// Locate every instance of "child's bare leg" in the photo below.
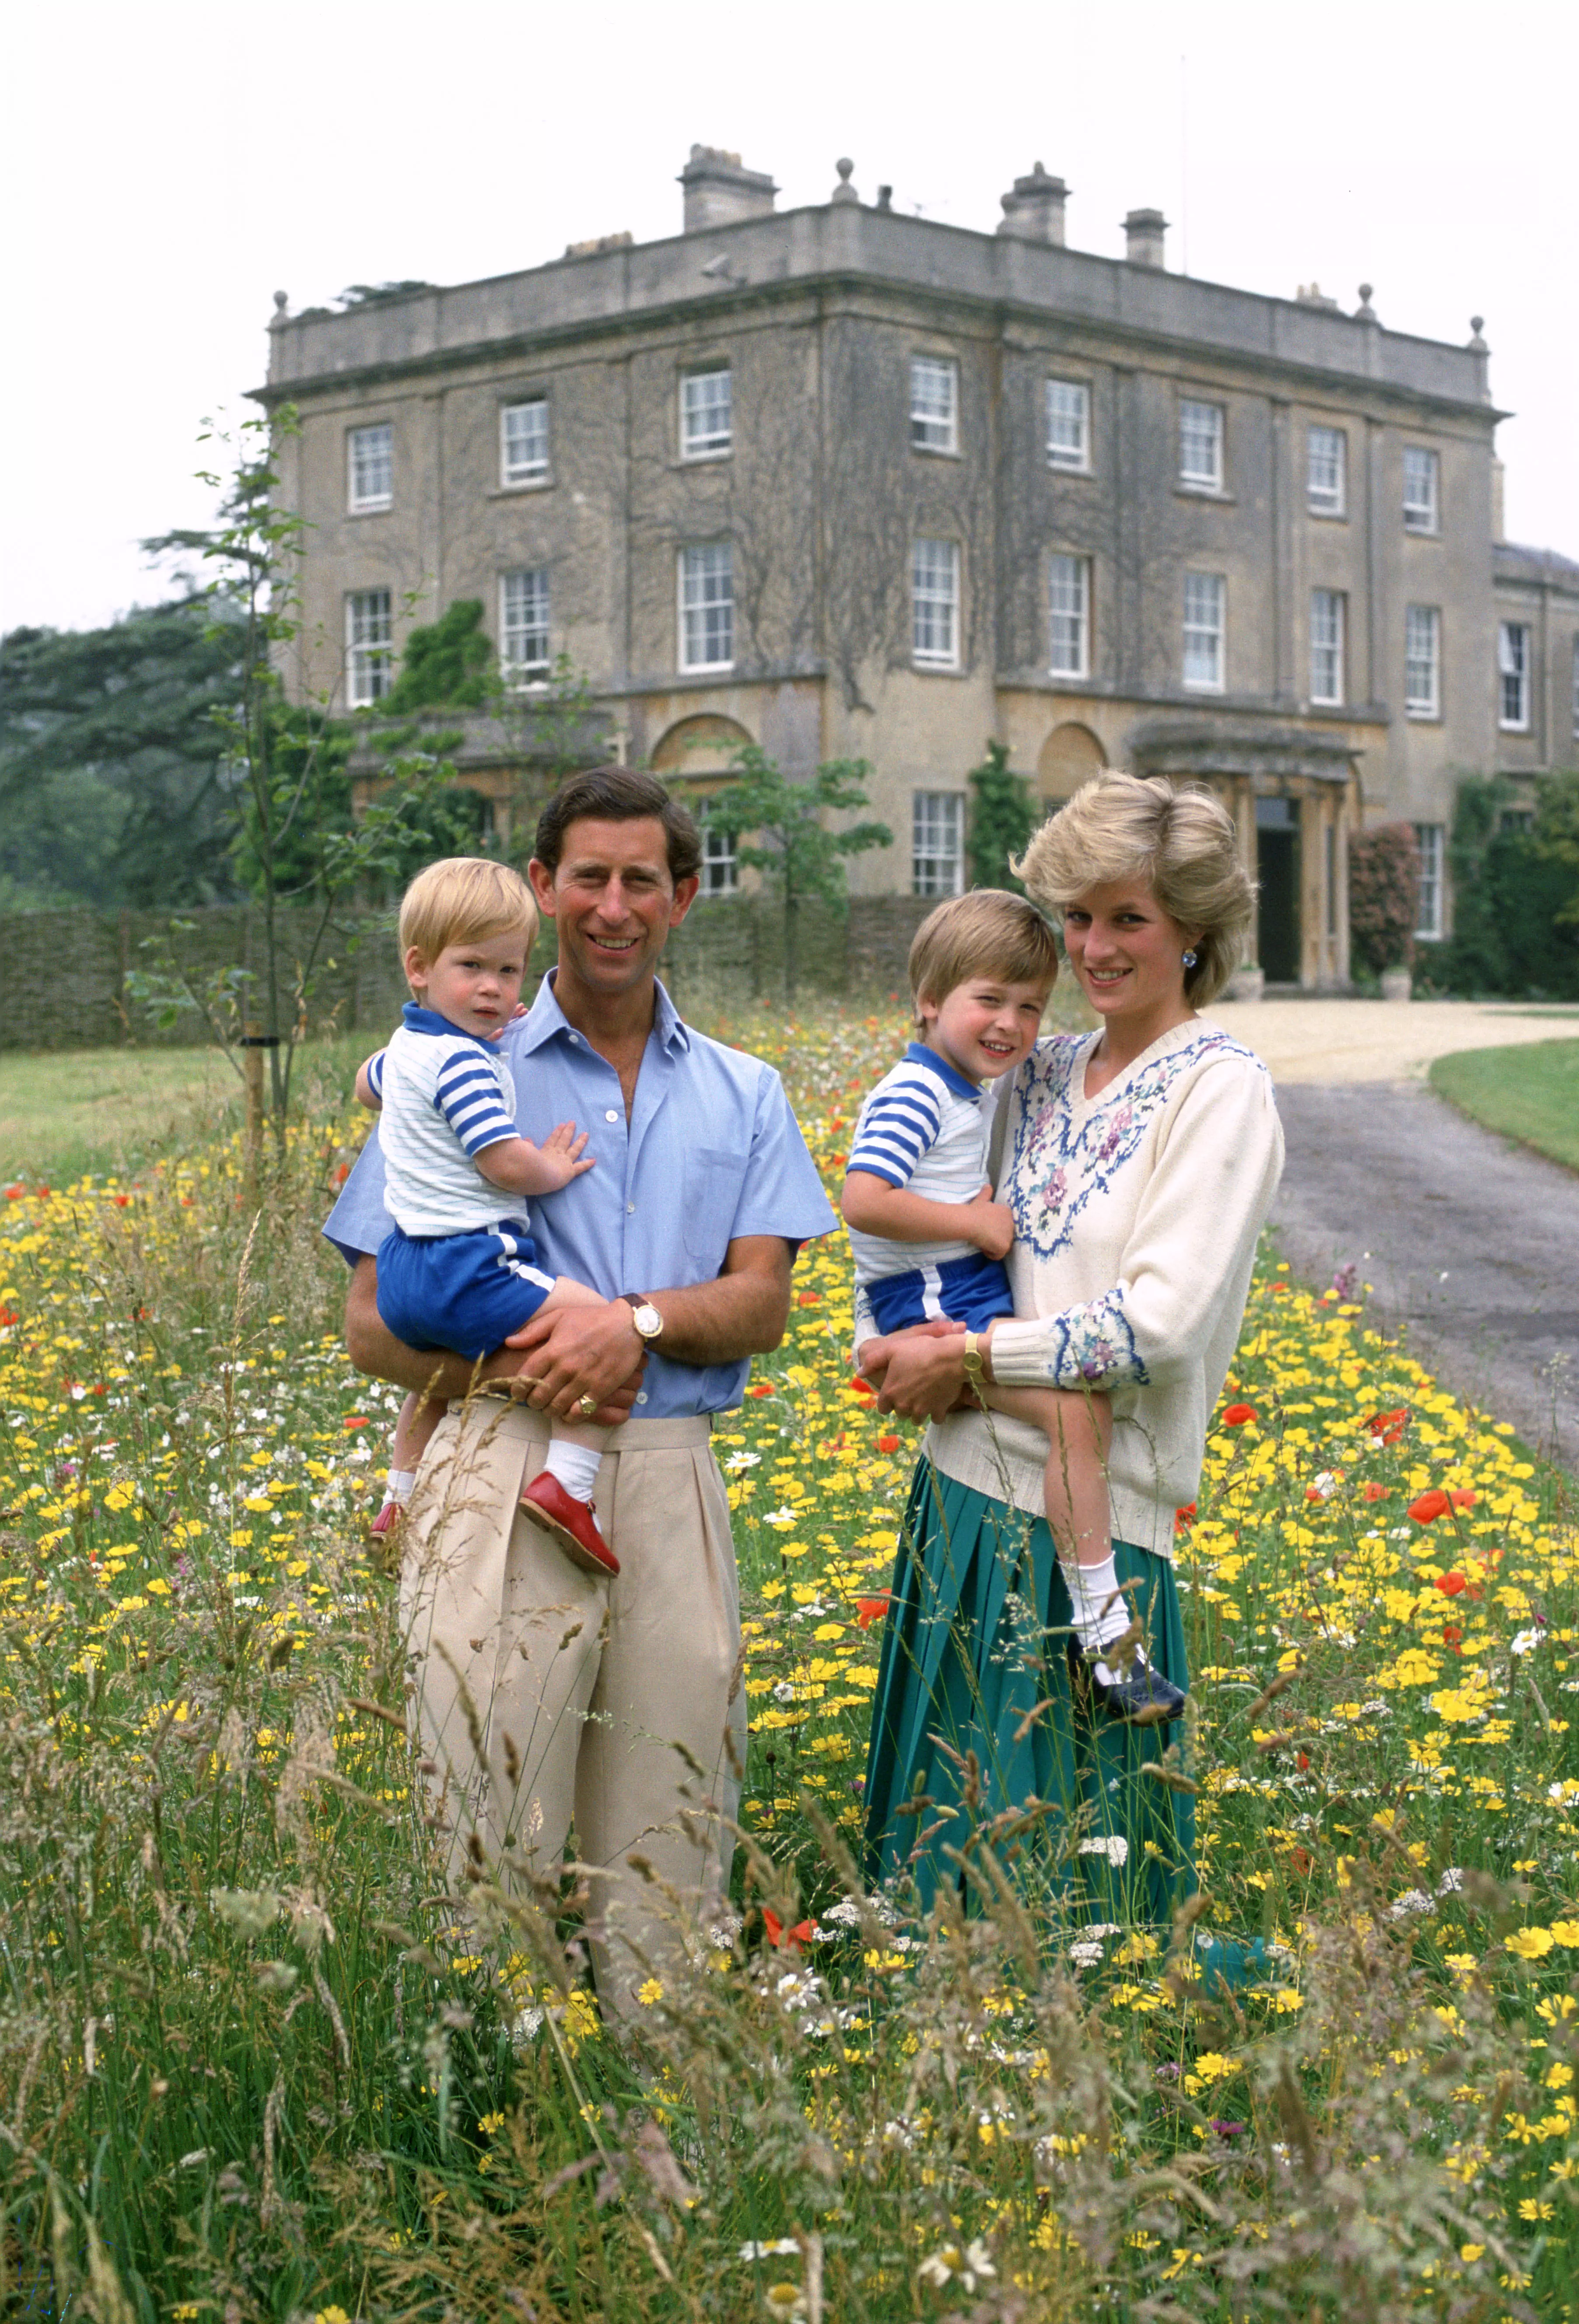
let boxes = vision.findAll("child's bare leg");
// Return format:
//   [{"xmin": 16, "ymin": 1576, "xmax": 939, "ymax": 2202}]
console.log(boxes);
[
  {"xmin": 980, "ymin": 1384, "xmax": 1112, "ymax": 1566},
  {"xmin": 374, "ymin": 1388, "xmax": 447, "ymax": 1533},
  {"xmin": 514, "ymin": 1277, "xmax": 619, "ymax": 1576}
]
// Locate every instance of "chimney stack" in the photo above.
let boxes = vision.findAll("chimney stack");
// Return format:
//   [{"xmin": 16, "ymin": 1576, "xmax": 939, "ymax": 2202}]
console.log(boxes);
[
  {"xmin": 998, "ymin": 162, "xmax": 1068, "ymax": 246},
  {"xmin": 678, "ymin": 146, "xmax": 778, "ymax": 233},
  {"xmin": 1123, "ymin": 207, "xmax": 1168, "ymax": 268}
]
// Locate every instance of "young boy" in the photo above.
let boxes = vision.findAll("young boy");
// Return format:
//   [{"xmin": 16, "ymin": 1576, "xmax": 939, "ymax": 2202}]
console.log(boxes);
[
  {"xmin": 844, "ymin": 891, "xmax": 1146, "ymax": 1709},
  {"xmin": 355, "ymin": 856, "xmax": 618, "ymax": 1579}
]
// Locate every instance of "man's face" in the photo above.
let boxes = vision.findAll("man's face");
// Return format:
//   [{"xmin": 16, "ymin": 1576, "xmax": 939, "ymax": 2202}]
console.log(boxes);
[{"xmin": 528, "ymin": 817, "xmax": 698, "ymax": 998}]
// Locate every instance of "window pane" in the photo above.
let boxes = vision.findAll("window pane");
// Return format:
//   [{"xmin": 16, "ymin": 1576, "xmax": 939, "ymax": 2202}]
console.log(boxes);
[
  {"xmin": 1179, "ymin": 399, "xmax": 1223, "ymax": 487},
  {"xmin": 1048, "ymin": 553, "xmax": 1089, "ymax": 677},
  {"xmin": 912, "ymin": 537, "xmax": 960, "ymax": 664},
  {"xmin": 1498, "ymin": 620, "xmax": 1530, "ymax": 728},
  {"xmin": 345, "ymin": 588, "xmax": 393, "ymax": 707},
  {"xmin": 1046, "ymin": 378, "xmax": 1089, "ymax": 469},
  {"xmin": 1308, "ymin": 424, "xmax": 1345, "ymax": 514},
  {"xmin": 1405, "ymin": 604, "xmax": 1440, "ymax": 717},
  {"xmin": 1403, "ymin": 446, "xmax": 1439, "ymax": 532},
  {"xmin": 1182, "ymin": 571, "xmax": 1225, "ymax": 689},
  {"xmin": 910, "ymin": 356, "xmax": 957, "ymax": 452},
  {"xmin": 679, "ymin": 543, "xmax": 734, "ymax": 670},
  {"xmin": 1310, "ymin": 588, "xmax": 1344, "ymax": 704},
  {"xmin": 501, "ymin": 399, "xmax": 549, "ymax": 484},
  {"xmin": 348, "ymin": 424, "xmax": 393, "ymax": 511},
  {"xmin": 911, "ymin": 791, "xmax": 964, "ymax": 897},
  {"xmin": 699, "ymin": 818, "xmax": 738, "ymax": 898},
  {"xmin": 682, "ymin": 368, "xmax": 732, "ymax": 457},
  {"xmin": 501, "ymin": 567, "xmax": 550, "ymax": 680},
  {"xmin": 1414, "ymin": 822, "xmax": 1445, "ymax": 940}
]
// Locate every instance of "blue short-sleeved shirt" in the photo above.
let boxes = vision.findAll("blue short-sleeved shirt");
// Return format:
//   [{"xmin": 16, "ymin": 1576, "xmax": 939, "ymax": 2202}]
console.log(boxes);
[{"xmin": 323, "ymin": 972, "xmax": 837, "ymax": 1417}]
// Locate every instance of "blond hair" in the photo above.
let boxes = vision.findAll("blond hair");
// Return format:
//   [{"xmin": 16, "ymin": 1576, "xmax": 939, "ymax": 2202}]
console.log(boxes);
[
  {"xmin": 398, "ymin": 856, "xmax": 537, "ymax": 964},
  {"xmin": 908, "ymin": 889, "xmax": 1060, "ymax": 1027},
  {"xmin": 1012, "ymin": 771, "xmax": 1252, "ymax": 1007}
]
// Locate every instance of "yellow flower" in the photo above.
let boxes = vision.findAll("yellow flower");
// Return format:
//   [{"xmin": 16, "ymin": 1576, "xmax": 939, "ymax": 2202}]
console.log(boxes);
[
  {"xmin": 1548, "ymin": 1920, "xmax": 1579, "ymax": 1948},
  {"xmin": 637, "ymin": 1978, "xmax": 664, "ymax": 2006},
  {"xmin": 1506, "ymin": 1927, "xmax": 1556, "ymax": 1961}
]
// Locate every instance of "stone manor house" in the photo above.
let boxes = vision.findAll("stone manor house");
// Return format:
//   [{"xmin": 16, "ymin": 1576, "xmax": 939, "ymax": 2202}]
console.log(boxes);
[{"xmin": 259, "ymin": 147, "xmax": 1579, "ymax": 988}]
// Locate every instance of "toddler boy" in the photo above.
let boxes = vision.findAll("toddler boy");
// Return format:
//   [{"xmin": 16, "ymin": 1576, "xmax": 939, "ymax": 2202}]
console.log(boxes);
[{"xmin": 355, "ymin": 856, "xmax": 617, "ymax": 1578}]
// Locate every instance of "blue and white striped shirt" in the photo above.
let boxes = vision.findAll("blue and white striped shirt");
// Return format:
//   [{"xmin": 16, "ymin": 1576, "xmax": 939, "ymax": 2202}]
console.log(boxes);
[
  {"xmin": 371, "ymin": 1002, "xmax": 523, "ymax": 1237},
  {"xmin": 844, "ymin": 1040, "xmax": 993, "ymax": 1286}
]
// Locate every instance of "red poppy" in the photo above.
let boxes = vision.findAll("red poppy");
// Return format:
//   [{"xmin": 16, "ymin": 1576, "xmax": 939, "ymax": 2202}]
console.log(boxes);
[
  {"xmin": 342, "ymin": 1415, "xmax": 371, "ymax": 1432},
  {"xmin": 762, "ymin": 1907, "xmax": 814, "ymax": 1949},
  {"xmin": 1442, "ymin": 1623, "xmax": 1463, "ymax": 1651},
  {"xmin": 3, "ymin": 1185, "xmax": 23, "ymax": 1202},
  {"xmin": 1363, "ymin": 1482, "xmax": 1391, "ymax": 1503},
  {"xmin": 334, "ymin": 1162, "xmax": 350, "ymax": 1186},
  {"xmin": 1366, "ymin": 1408, "xmax": 1411, "ymax": 1447},
  {"xmin": 796, "ymin": 1292, "xmax": 821, "ymax": 1308},
  {"xmin": 849, "ymin": 1376, "xmax": 875, "ymax": 1397},
  {"xmin": 1221, "ymin": 1403, "xmax": 1257, "ymax": 1427},
  {"xmin": 0, "ymin": 1306, "xmax": 16, "ymax": 1329},
  {"xmin": 1450, "ymin": 1489, "xmax": 1477, "ymax": 1511},
  {"xmin": 876, "ymin": 1434, "xmax": 901, "ymax": 1454},
  {"xmin": 1435, "ymin": 1571, "xmax": 1466, "ymax": 1597},
  {"xmin": 1174, "ymin": 1502, "xmax": 1197, "ymax": 1532},
  {"xmin": 1409, "ymin": 1489, "xmax": 1451, "ymax": 1524},
  {"xmin": 1286, "ymin": 1845, "xmax": 1313, "ymax": 1875},
  {"xmin": 747, "ymin": 1383, "xmax": 775, "ymax": 1399},
  {"xmin": 113, "ymin": 1194, "xmax": 130, "ymax": 1208},
  {"xmin": 1295, "ymin": 1751, "xmax": 1310, "ymax": 1771},
  {"xmin": 856, "ymin": 1594, "xmax": 891, "ymax": 1629}
]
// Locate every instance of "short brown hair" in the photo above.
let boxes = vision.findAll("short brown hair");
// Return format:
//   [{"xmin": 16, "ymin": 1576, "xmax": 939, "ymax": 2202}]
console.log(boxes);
[
  {"xmin": 398, "ymin": 856, "xmax": 536, "ymax": 964},
  {"xmin": 533, "ymin": 767, "xmax": 702, "ymax": 886},
  {"xmin": 907, "ymin": 890, "xmax": 1060, "ymax": 1027},
  {"xmin": 1013, "ymin": 770, "xmax": 1253, "ymax": 1007}
]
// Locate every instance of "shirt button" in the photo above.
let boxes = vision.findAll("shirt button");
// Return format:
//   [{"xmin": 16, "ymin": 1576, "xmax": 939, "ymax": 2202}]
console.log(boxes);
[
  {"xmin": 636, "ymin": 1392, "xmax": 648, "ymax": 1406},
  {"xmin": 604, "ymin": 1108, "xmax": 619, "ymax": 1122},
  {"xmin": 627, "ymin": 1202, "xmax": 636, "ymax": 1214}
]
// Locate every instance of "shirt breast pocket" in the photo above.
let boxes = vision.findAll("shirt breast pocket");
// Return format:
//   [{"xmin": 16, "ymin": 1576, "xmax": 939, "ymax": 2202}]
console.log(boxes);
[{"xmin": 684, "ymin": 1145, "xmax": 750, "ymax": 1262}]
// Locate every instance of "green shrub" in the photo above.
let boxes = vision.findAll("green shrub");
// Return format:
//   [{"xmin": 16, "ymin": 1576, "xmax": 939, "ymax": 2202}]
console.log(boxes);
[{"xmin": 1347, "ymin": 822, "xmax": 1419, "ymax": 977}]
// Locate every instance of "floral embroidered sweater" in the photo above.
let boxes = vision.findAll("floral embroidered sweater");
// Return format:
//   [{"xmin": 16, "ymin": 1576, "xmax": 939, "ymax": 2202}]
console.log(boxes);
[{"xmin": 925, "ymin": 1019, "xmax": 1284, "ymax": 1558}]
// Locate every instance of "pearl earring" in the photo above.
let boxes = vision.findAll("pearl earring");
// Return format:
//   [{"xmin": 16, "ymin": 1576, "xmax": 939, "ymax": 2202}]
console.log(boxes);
[{"xmin": 1182, "ymin": 949, "xmax": 1198, "ymax": 968}]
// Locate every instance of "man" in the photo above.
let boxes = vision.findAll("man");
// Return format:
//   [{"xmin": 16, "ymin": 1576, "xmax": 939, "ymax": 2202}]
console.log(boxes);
[{"xmin": 323, "ymin": 769, "xmax": 835, "ymax": 2009}]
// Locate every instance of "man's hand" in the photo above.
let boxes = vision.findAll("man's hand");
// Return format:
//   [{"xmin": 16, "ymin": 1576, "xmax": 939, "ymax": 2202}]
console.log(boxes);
[
  {"xmin": 344, "ymin": 1257, "xmax": 640, "ymax": 1419},
  {"xmin": 960, "ymin": 1184, "xmax": 1016, "ymax": 1262},
  {"xmin": 861, "ymin": 1317, "xmax": 974, "ymax": 1424},
  {"xmin": 505, "ymin": 1299, "xmax": 645, "ymax": 1421}
]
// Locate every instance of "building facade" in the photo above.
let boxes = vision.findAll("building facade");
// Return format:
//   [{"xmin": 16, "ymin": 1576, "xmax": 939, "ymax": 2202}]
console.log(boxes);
[{"xmin": 259, "ymin": 147, "xmax": 1579, "ymax": 986}]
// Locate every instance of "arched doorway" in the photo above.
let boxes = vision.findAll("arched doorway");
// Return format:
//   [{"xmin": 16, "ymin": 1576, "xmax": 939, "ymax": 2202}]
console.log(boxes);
[
  {"xmin": 650, "ymin": 714, "xmax": 755, "ymax": 898},
  {"xmin": 1036, "ymin": 721, "xmax": 1106, "ymax": 806}
]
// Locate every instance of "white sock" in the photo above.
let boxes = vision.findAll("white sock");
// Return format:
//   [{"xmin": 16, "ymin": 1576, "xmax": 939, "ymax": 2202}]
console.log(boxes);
[
  {"xmin": 1064, "ymin": 1554, "xmax": 1144, "ymax": 1682},
  {"xmin": 540, "ymin": 1439, "xmax": 602, "ymax": 1504},
  {"xmin": 385, "ymin": 1468, "xmax": 417, "ymax": 1503}
]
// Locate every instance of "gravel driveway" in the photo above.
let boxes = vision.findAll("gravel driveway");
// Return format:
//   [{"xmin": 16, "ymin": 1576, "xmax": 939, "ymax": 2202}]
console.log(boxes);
[{"xmin": 1200, "ymin": 1004, "xmax": 1579, "ymax": 1472}]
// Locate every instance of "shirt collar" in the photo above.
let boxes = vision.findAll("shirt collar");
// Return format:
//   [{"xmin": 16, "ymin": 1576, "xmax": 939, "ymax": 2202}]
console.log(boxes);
[
  {"xmin": 905, "ymin": 1038, "xmax": 983, "ymax": 1102},
  {"xmin": 402, "ymin": 1000, "xmax": 495, "ymax": 1049},
  {"xmin": 510, "ymin": 968, "xmax": 690, "ymax": 1059}
]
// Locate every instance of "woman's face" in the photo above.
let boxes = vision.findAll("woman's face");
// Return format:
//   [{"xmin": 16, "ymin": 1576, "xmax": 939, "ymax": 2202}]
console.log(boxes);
[{"xmin": 1062, "ymin": 878, "xmax": 1201, "ymax": 1026}]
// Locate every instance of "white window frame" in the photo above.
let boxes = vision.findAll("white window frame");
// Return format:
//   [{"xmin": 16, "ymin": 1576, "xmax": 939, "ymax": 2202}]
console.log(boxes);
[
  {"xmin": 1045, "ymin": 378, "xmax": 1091, "ymax": 472},
  {"xmin": 681, "ymin": 367, "xmax": 732, "ymax": 461},
  {"xmin": 1182, "ymin": 571, "xmax": 1226, "ymax": 691},
  {"xmin": 345, "ymin": 589, "xmax": 393, "ymax": 708},
  {"xmin": 698, "ymin": 814, "xmax": 739, "ymax": 898},
  {"xmin": 912, "ymin": 791, "xmax": 965, "ymax": 898},
  {"xmin": 1310, "ymin": 588, "xmax": 1345, "ymax": 706},
  {"xmin": 348, "ymin": 423, "xmax": 393, "ymax": 513},
  {"xmin": 1307, "ymin": 423, "xmax": 1346, "ymax": 516},
  {"xmin": 1403, "ymin": 446, "xmax": 1440, "ymax": 535},
  {"xmin": 500, "ymin": 397, "xmax": 549, "ymax": 487},
  {"xmin": 678, "ymin": 543, "xmax": 734, "ymax": 673},
  {"xmin": 911, "ymin": 537, "xmax": 960, "ymax": 668},
  {"xmin": 1405, "ymin": 604, "xmax": 1441, "ymax": 720},
  {"xmin": 500, "ymin": 567, "xmax": 550, "ymax": 685},
  {"xmin": 1048, "ymin": 553, "xmax": 1091, "ymax": 678},
  {"xmin": 1414, "ymin": 823, "xmax": 1445, "ymax": 941},
  {"xmin": 1498, "ymin": 620, "xmax": 1531, "ymax": 731},
  {"xmin": 909, "ymin": 356, "xmax": 958, "ymax": 455},
  {"xmin": 1179, "ymin": 398, "xmax": 1224, "ymax": 491}
]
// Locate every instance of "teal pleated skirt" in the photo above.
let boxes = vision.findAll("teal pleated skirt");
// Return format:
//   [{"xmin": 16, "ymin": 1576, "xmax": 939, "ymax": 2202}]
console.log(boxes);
[{"xmin": 863, "ymin": 1459, "xmax": 1195, "ymax": 1927}]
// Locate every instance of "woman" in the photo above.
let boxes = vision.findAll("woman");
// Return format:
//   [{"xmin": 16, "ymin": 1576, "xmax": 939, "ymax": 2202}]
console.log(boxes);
[{"xmin": 859, "ymin": 772, "xmax": 1283, "ymax": 1931}]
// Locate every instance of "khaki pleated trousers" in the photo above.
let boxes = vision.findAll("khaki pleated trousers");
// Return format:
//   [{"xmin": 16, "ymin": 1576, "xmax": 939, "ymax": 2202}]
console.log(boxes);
[{"xmin": 398, "ymin": 1393, "xmax": 744, "ymax": 2015}]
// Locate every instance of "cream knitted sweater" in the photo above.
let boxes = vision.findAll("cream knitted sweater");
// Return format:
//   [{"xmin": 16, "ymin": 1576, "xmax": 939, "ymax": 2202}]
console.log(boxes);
[{"xmin": 924, "ymin": 1019, "xmax": 1284, "ymax": 1559}]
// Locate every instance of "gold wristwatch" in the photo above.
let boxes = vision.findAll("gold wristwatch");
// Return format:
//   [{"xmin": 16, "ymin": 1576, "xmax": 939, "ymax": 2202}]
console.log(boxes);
[
  {"xmin": 622, "ymin": 1292, "xmax": 664, "ymax": 1345},
  {"xmin": 961, "ymin": 1329, "xmax": 988, "ymax": 1392}
]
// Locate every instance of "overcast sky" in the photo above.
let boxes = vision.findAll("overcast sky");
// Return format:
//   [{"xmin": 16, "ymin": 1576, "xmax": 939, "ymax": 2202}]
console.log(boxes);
[{"xmin": 5, "ymin": 0, "xmax": 1575, "ymax": 636}]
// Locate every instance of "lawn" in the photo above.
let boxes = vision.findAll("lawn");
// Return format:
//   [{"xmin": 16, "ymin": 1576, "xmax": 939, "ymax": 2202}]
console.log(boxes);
[
  {"xmin": 0, "ymin": 1002, "xmax": 1576, "ymax": 2321},
  {"xmin": 1431, "ymin": 1036, "xmax": 1579, "ymax": 1173}
]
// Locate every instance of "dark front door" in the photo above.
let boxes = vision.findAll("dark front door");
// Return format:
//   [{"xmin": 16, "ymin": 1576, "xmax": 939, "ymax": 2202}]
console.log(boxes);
[{"xmin": 1256, "ymin": 798, "xmax": 1301, "ymax": 984}]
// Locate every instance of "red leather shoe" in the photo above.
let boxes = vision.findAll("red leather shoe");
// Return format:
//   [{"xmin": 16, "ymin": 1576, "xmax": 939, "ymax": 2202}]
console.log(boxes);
[
  {"xmin": 369, "ymin": 1500, "xmax": 404, "ymax": 1539},
  {"xmin": 520, "ymin": 1471, "xmax": 619, "ymax": 1578}
]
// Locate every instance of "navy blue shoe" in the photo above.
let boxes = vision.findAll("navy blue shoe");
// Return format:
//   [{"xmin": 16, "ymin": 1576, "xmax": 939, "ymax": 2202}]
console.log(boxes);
[{"xmin": 1071, "ymin": 1641, "xmax": 1186, "ymax": 1725}]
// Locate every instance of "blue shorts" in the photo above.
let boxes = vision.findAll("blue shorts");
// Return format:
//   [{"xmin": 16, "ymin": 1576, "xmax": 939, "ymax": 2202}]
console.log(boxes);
[
  {"xmin": 376, "ymin": 1221, "xmax": 557, "ymax": 1360},
  {"xmin": 864, "ymin": 1250, "xmax": 1016, "ymax": 1336}
]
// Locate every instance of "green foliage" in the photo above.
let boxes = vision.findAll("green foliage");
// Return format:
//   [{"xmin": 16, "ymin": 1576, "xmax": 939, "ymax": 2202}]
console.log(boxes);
[
  {"xmin": 965, "ymin": 739, "xmax": 1036, "ymax": 892},
  {"xmin": 1414, "ymin": 772, "xmax": 1579, "ymax": 1000},
  {"xmin": 0, "ymin": 597, "xmax": 244, "ymax": 910},
  {"xmin": 1347, "ymin": 822, "xmax": 1419, "ymax": 977},
  {"xmin": 696, "ymin": 745, "xmax": 891, "ymax": 993},
  {"xmin": 383, "ymin": 598, "xmax": 496, "ymax": 714}
]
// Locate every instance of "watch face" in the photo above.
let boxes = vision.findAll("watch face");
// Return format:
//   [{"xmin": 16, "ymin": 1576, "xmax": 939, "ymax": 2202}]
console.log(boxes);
[{"xmin": 633, "ymin": 1302, "xmax": 662, "ymax": 1338}]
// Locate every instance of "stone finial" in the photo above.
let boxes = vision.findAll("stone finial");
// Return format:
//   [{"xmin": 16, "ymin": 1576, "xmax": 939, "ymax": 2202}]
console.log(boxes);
[
  {"xmin": 271, "ymin": 290, "xmax": 289, "ymax": 321},
  {"xmin": 1123, "ymin": 208, "xmax": 1167, "ymax": 268},
  {"xmin": 876, "ymin": 184, "xmax": 893, "ymax": 212},
  {"xmin": 1469, "ymin": 315, "xmax": 1488, "ymax": 351},
  {"xmin": 998, "ymin": 161, "xmax": 1068, "ymax": 245},
  {"xmin": 831, "ymin": 157, "xmax": 859, "ymax": 206},
  {"xmin": 1356, "ymin": 283, "xmax": 1377, "ymax": 321}
]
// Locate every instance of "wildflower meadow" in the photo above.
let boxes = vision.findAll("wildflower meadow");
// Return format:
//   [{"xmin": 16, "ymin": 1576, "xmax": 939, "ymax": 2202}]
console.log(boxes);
[{"xmin": 0, "ymin": 1007, "xmax": 1575, "ymax": 2322}]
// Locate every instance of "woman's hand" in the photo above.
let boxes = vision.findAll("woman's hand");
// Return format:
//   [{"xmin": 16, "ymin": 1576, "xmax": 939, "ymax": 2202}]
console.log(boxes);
[{"xmin": 862, "ymin": 1319, "xmax": 975, "ymax": 1424}]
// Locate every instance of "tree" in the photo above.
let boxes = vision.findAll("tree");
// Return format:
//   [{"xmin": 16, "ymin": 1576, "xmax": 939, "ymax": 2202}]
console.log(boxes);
[
  {"xmin": 966, "ymin": 741, "xmax": 1036, "ymax": 892},
  {"xmin": 1348, "ymin": 823, "xmax": 1420, "ymax": 978},
  {"xmin": 0, "ymin": 598, "xmax": 245, "ymax": 909},
  {"xmin": 697, "ymin": 746, "xmax": 891, "ymax": 995},
  {"xmin": 382, "ymin": 598, "xmax": 495, "ymax": 714}
]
